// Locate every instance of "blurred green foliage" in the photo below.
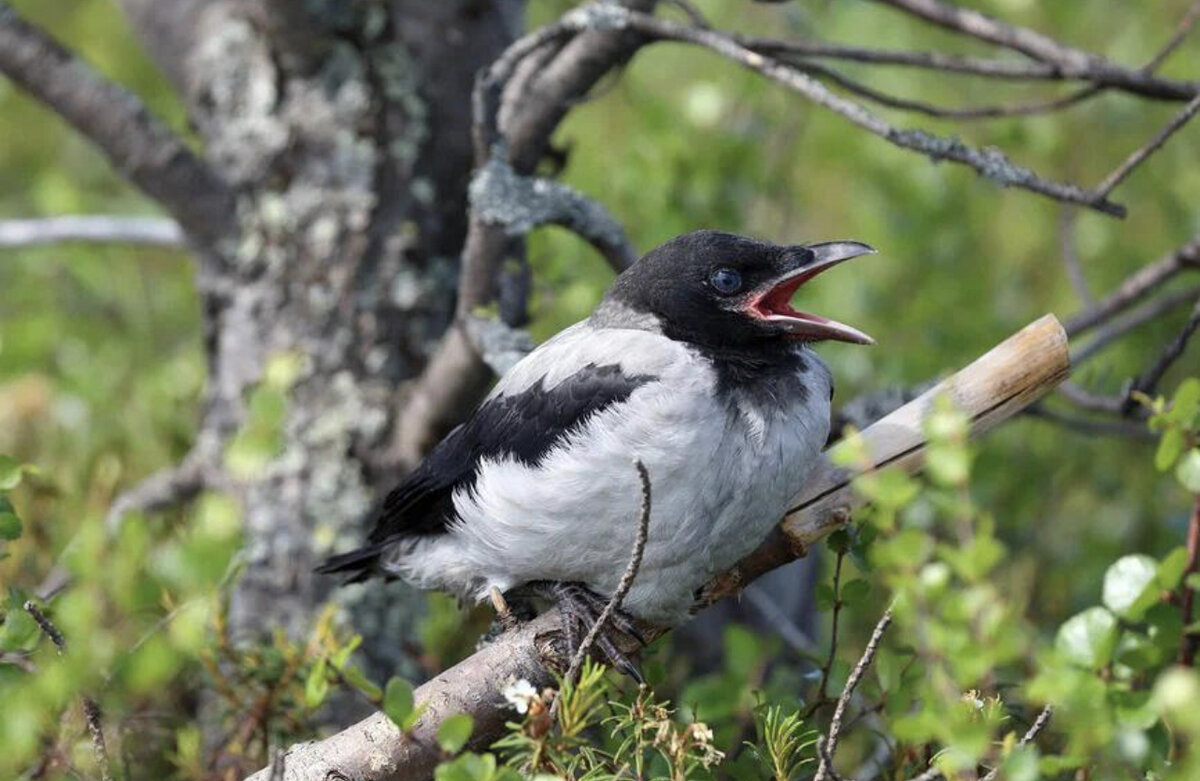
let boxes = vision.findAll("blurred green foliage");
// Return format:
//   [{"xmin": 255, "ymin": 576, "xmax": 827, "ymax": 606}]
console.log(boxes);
[{"xmin": 2, "ymin": 0, "xmax": 1200, "ymax": 778}]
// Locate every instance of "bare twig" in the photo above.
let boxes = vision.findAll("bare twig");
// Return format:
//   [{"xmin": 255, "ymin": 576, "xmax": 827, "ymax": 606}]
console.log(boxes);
[
  {"xmin": 814, "ymin": 607, "xmax": 894, "ymax": 781},
  {"xmin": 1127, "ymin": 296, "xmax": 1200, "ymax": 406},
  {"xmin": 1065, "ymin": 233, "xmax": 1200, "ymax": 337},
  {"xmin": 0, "ymin": 3, "xmax": 233, "ymax": 250},
  {"xmin": 1094, "ymin": 92, "xmax": 1200, "ymax": 197},
  {"xmin": 1142, "ymin": 0, "xmax": 1200, "ymax": 73},
  {"xmin": 1024, "ymin": 405, "xmax": 1155, "ymax": 441},
  {"xmin": 736, "ymin": 36, "xmax": 1195, "ymax": 100},
  {"xmin": 1072, "ymin": 284, "xmax": 1200, "ymax": 365},
  {"xmin": 468, "ymin": 154, "xmax": 637, "ymax": 274},
  {"xmin": 1058, "ymin": 209, "xmax": 1093, "ymax": 306},
  {"xmin": 871, "ymin": 0, "xmax": 1198, "ymax": 102},
  {"xmin": 808, "ymin": 550, "xmax": 846, "ymax": 715},
  {"xmin": 24, "ymin": 602, "xmax": 114, "ymax": 781},
  {"xmin": 563, "ymin": 459, "xmax": 653, "ymax": 686},
  {"xmin": 0, "ymin": 216, "xmax": 185, "ymax": 250},
  {"xmin": 104, "ymin": 449, "xmax": 215, "ymax": 532},
  {"xmin": 978, "ymin": 705, "xmax": 1053, "ymax": 781},
  {"xmin": 797, "ymin": 60, "xmax": 1101, "ymax": 121},
  {"xmin": 620, "ymin": 9, "xmax": 1125, "ymax": 215}
]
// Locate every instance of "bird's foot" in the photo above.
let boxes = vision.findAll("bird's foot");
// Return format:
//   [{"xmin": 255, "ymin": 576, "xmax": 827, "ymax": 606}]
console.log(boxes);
[{"xmin": 527, "ymin": 581, "xmax": 647, "ymax": 682}]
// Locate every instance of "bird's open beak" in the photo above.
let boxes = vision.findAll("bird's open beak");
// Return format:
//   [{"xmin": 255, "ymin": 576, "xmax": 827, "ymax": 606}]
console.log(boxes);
[{"xmin": 746, "ymin": 241, "xmax": 876, "ymax": 345}]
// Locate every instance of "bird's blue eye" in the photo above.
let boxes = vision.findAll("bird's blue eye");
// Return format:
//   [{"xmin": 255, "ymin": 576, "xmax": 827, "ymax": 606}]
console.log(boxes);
[{"xmin": 709, "ymin": 268, "xmax": 743, "ymax": 295}]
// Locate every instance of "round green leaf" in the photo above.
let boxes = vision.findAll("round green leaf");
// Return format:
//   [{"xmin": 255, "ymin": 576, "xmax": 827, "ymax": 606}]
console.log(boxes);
[
  {"xmin": 1155, "ymin": 428, "xmax": 1184, "ymax": 471},
  {"xmin": 384, "ymin": 676, "xmax": 415, "ymax": 728},
  {"xmin": 1103, "ymin": 554, "xmax": 1159, "ymax": 620},
  {"xmin": 1175, "ymin": 449, "xmax": 1200, "ymax": 492},
  {"xmin": 1056, "ymin": 607, "xmax": 1118, "ymax": 669},
  {"xmin": 437, "ymin": 713, "xmax": 474, "ymax": 754}
]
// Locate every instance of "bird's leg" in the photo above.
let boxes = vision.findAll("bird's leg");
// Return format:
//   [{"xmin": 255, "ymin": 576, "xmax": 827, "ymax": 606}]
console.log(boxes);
[{"xmin": 526, "ymin": 581, "xmax": 647, "ymax": 682}]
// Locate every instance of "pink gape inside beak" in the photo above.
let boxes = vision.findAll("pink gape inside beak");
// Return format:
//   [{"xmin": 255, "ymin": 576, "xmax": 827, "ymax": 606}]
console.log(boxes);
[{"xmin": 748, "ymin": 241, "xmax": 876, "ymax": 345}]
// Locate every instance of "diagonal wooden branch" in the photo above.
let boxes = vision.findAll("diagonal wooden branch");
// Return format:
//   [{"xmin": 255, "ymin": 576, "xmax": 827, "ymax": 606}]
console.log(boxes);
[
  {"xmin": 247, "ymin": 315, "xmax": 1070, "ymax": 781},
  {"xmin": 0, "ymin": 2, "xmax": 234, "ymax": 251},
  {"xmin": 0, "ymin": 216, "xmax": 185, "ymax": 250}
]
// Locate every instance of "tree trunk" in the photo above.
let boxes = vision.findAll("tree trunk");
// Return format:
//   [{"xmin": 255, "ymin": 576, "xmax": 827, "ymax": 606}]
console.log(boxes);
[{"xmin": 116, "ymin": 0, "xmax": 524, "ymax": 673}]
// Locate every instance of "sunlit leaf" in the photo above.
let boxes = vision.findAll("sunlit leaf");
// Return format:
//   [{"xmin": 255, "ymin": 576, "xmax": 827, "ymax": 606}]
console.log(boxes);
[
  {"xmin": 1175, "ymin": 449, "xmax": 1200, "ymax": 492},
  {"xmin": 1056, "ymin": 607, "xmax": 1118, "ymax": 669},
  {"xmin": 1102, "ymin": 554, "xmax": 1159, "ymax": 621}
]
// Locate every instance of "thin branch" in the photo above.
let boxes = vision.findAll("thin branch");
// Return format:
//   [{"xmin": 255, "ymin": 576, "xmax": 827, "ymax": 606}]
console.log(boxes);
[
  {"xmin": 871, "ymin": 0, "xmax": 1198, "ymax": 102},
  {"xmin": 0, "ymin": 3, "xmax": 234, "ymax": 250},
  {"xmin": 1144, "ymin": 0, "xmax": 1200, "ymax": 72},
  {"xmin": 814, "ymin": 607, "xmax": 894, "ymax": 781},
  {"xmin": 1094, "ymin": 92, "xmax": 1200, "ymax": 197},
  {"xmin": 563, "ymin": 459, "xmax": 653, "ymax": 686},
  {"xmin": 1127, "ymin": 295, "xmax": 1200, "ymax": 404},
  {"xmin": 1023, "ymin": 405, "xmax": 1155, "ymax": 441},
  {"xmin": 468, "ymin": 154, "xmax": 637, "ymax": 274},
  {"xmin": 104, "ymin": 450, "xmax": 214, "ymax": 532},
  {"xmin": 978, "ymin": 705, "xmax": 1053, "ymax": 781},
  {"xmin": 621, "ymin": 9, "xmax": 1125, "ymax": 216},
  {"xmin": 24, "ymin": 602, "xmax": 114, "ymax": 781},
  {"xmin": 798, "ymin": 60, "xmax": 1101, "ymax": 121},
  {"xmin": 0, "ymin": 216, "xmax": 185, "ymax": 250},
  {"xmin": 1065, "ymin": 233, "xmax": 1200, "ymax": 337},
  {"xmin": 736, "ymin": 35, "xmax": 1195, "ymax": 100},
  {"xmin": 1058, "ymin": 209, "xmax": 1093, "ymax": 306},
  {"xmin": 1071, "ymin": 283, "xmax": 1200, "ymax": 365}
]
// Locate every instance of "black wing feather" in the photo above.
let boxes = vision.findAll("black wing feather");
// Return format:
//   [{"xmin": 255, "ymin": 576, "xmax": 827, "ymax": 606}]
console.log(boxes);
[{"xmin": 317, "ymin": 363, "xmax": 655, "ymax": 578}]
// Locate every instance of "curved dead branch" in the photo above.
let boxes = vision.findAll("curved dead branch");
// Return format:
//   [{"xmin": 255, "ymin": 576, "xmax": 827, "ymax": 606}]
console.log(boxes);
[{"xmin": 0, "ymin": 2, "xmax": 234, "ymax": 251}]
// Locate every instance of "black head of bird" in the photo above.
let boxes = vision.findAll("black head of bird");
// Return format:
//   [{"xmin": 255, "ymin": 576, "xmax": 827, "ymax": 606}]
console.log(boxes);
[{"xmin": 605, "ymin": 229, "xmax": 875, "ymax": 352}]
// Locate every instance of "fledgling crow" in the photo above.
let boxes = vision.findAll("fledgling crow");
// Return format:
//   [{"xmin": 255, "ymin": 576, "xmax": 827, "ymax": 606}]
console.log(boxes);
[{"xmin": 320, "ymin": 230, "xmax": 874, "ymax": 674}]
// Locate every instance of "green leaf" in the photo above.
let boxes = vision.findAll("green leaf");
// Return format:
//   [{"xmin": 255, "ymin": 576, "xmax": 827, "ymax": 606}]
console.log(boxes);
[
  {"xmin": 1188, "ymin": 573, "xmax": 1200, "ymax": 590},
  {"xmin": 384, "ymin": 676, "xmax": 416, "ymax": 729},
  {"xmin": 841, "ymin": 579, "xmax": 870, "ymax": 606},
  {"xmin": 331, "ymin": 634, "xmax": 363, "ymax": 670},
  {"xmin": 437, "ymin": 714, "xmax": 474, "ymax": 754},
  {"xmin": 1056, "ymin": 607, "xmax": 1118, "ymax": 669},
  {"xmin": 1158, "ymin": 547, "xmax": 1190, "ymax": 590},
  {"xmin": 1170, "ymin": 378, "xmax": 1200, "ymax": 425},
  {"xmin": 0, "ymin": 456, "xmax": 25, "ymax": 491},
  {"xmin": 305, "ymin": 657, "xmax": 329, "ymax": 709},
  {"xmin": 1175, "ymin": 449, "xmax": 1200, "ymax": 492},
  {"xmin": 1103, "ymin": 554, "xmax": 1160, "ymax": 620},
  {"xmin": 0, "ymin": 496, "xmax": 21, "ymax": 541},
  {"xmin": 342, "ymin": 665, "xmax": 383, "ymax": 702},
  {"xmin": 434, "ymin": 752, "xmax": 497, "ymax": 781},
  {"xmin": 1155, "ymin": 428, "xmax": 1184, "ymax": 471}
]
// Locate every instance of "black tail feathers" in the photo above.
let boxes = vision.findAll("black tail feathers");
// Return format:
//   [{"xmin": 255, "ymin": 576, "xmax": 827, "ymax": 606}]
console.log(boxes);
[{"xmin": 314, "ymin": 543, "xmax": 386, "ymax": 583}]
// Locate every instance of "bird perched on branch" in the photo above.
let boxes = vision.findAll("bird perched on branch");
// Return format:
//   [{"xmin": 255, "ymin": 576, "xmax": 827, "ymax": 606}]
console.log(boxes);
[{"xmin": 320, "ymin": 230, "xmax": 874, "ymax": 676}]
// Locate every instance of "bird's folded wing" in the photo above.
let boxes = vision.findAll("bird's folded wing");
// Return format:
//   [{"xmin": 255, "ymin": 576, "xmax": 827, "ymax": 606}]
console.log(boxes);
[{"xmin": 367, "ymin": 325, "xmax": 672, "ymax": 543}]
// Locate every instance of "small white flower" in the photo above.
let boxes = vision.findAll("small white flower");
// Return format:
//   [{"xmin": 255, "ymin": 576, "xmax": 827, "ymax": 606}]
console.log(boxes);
[{"xmin": 503, "ymin": 679, "xmax": 539, "ymax": 714}]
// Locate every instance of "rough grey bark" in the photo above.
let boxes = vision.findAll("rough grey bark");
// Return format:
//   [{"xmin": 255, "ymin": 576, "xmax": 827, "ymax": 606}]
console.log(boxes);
[{"xmin": 109, "ymin": 0, "xmax": 524, "ymax": 674}]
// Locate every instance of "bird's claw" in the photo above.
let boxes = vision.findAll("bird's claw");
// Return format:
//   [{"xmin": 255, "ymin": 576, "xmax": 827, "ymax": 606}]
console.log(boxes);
[{"xmin": 527, "ymin": 581, "xmax": 647, "ymax": 682}]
